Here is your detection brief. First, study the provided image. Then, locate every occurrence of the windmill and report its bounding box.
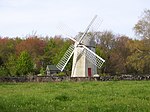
[56,15,105,77]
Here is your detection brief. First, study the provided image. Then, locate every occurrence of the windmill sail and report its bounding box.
[81,16,103,44]
[78,15,98,43]
[56,44,75,71]
[82,45,105,69]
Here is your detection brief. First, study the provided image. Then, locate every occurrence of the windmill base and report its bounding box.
[71,46,97,77]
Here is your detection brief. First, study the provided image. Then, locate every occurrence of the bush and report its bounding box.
[40,67,45,76]
[0,66,9,76]
[56,72,66,76]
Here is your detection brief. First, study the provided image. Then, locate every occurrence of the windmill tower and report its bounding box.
[56,15,105,77]
[71,33,97,77]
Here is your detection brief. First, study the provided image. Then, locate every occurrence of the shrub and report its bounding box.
[40,67,45,76]
[0,66,9,76]
[56,72,66,76]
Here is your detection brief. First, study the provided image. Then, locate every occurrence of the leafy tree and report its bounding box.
[126,39,150,74]
[129,9,150,74]
[134,9,150,39]
[16,51,34,76]
[16,36,46,70]
[95,31,115,74]
[5,54,18,76]
[44,37,58,65]
[0,38,16,64]
[110,36,131,74]
[16,36,46,57]
[127,53,145,74]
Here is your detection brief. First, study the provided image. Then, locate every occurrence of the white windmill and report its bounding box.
[56,15,105,77]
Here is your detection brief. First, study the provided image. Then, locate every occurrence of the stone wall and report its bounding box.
[0,76,70,82]
[0,75,150,82]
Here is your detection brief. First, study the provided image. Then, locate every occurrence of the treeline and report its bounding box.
[95,32,150,75]
[0,9,149,76]
[0,32,149,76]
[0,36,73,76]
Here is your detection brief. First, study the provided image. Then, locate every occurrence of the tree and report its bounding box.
[0,38,16,64]
[16,51,34,76]
[131,9,150,74]
[16,36,46,57]
[16,36,46,71]
[110,36,131,74]
[134,9,150,39]
[5,54,18,76]
[126,39,150,74]
[95,31,115,53]
[95,31,115,74]
[44,37,58,65]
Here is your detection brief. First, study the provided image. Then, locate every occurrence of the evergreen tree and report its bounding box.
[6,54,17,76]
[17,51,34,76]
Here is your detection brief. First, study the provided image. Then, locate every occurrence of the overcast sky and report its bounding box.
[0,0,149,38]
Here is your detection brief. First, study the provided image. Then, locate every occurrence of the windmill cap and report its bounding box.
[75,33,96,47]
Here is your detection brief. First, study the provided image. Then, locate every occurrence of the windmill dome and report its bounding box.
[75,33,96,47]
[81,36,95,47]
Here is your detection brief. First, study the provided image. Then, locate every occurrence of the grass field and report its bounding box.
[0,81,150,112]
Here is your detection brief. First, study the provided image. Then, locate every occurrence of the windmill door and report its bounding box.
[88,68,92,77]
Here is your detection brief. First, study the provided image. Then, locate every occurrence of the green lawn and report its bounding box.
[0,81,150,112]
